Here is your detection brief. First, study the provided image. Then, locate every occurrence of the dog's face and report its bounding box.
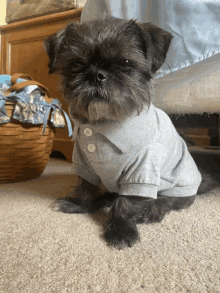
[44,15,173,123]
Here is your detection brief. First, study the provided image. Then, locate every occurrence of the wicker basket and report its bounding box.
[0,75,55,183]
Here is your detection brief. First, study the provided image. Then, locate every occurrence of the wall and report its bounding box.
[0,1,6,25]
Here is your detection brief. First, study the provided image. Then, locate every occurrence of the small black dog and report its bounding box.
[44,15,216,249]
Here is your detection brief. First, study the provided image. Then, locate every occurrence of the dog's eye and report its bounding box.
[124,60,132,67]
[68,62,84,73]
[118,59,133,70]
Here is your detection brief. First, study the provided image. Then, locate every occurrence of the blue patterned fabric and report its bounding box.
[81,0,220,79]
[0,75,73,137]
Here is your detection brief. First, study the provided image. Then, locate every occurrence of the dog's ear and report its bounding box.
[139,23,173,74]
[44,22,82,74]
[44,29,66,74]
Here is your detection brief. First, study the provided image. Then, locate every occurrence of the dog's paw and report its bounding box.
[104,219,139,249]
[51,197,89,214]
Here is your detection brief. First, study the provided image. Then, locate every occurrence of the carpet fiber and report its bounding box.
[0,158,220,293]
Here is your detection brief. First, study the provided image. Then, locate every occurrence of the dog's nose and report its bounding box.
[96,72,107,82]
[97,72,106,82]
[86,70,107,84]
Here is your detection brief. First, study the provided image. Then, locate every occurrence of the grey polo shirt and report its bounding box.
[70,104,202,199]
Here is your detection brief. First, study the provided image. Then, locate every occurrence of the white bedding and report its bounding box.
[153,53,220,114]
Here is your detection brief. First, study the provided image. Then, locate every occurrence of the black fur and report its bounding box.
[44,14,173,122]
[45,15,217,249]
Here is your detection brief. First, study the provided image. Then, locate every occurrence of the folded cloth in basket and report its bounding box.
[0,75,73,137]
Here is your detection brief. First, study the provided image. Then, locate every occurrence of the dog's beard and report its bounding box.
[89,101,118,121]
[62,70,153,123]
[69,99,119,122]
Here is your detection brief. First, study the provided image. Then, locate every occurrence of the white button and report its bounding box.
[87,144,96,152]
[84,128,93,136]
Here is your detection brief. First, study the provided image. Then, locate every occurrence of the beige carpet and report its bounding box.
[0,158,220,293]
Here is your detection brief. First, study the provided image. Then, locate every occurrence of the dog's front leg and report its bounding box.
[104,196,140,249]
[53,176,100,213]
[103,195,170,249]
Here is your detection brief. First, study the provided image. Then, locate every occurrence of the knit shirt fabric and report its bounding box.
[71,104,202,199]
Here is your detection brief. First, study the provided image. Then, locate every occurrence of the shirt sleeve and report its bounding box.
[72,138,102,187]
[119,143,167,199]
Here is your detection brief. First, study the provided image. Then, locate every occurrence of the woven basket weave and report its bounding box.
[0,76,55,183]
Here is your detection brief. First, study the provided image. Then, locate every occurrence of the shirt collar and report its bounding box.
[71,103,157,153]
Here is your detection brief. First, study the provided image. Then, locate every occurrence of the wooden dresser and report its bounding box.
[0,8,83,162]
